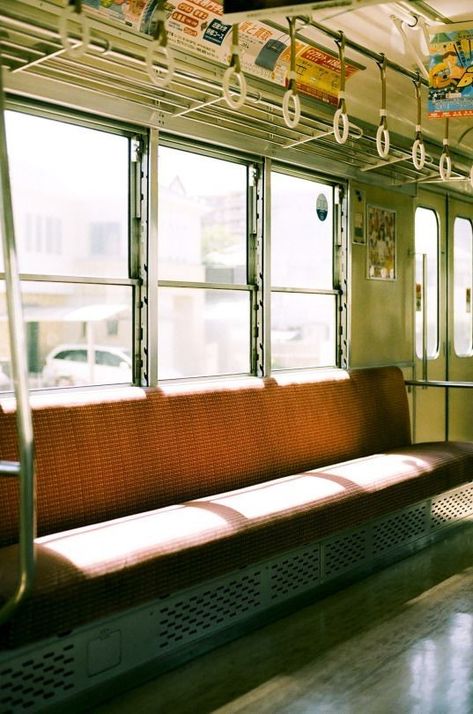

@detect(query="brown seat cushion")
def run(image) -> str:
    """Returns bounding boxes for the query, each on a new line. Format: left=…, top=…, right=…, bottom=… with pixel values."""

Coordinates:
left=2, top=440, right=472, bottom=649
left=0, top=367, right=411, bottom=547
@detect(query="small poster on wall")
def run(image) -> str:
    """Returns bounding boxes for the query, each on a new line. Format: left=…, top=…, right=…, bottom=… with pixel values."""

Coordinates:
left=367, top=205, right=396, bottom=280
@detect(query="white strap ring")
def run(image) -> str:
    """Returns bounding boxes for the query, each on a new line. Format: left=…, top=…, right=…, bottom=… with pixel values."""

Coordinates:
left=333, top=108, right=349, bottom=144
left=376, top=124, right=390, bottom=159
left=58, top=5, right=91, bottom=59
left=222, top=65, right=247, bottom=110
left=412, top=138, right=426, bottom=171
left=282, top=89, right=301, bottom=129
left=439, top=152, right=452, bottom=181
left=146, top=41, right=175, bottom=88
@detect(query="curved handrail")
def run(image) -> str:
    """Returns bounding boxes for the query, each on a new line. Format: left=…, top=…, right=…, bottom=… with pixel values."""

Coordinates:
left=0, top=55, right=36, bottom=626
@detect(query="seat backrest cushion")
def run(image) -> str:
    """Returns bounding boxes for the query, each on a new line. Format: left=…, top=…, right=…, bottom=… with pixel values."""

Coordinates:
left=0, top=366, right=411, bottom=545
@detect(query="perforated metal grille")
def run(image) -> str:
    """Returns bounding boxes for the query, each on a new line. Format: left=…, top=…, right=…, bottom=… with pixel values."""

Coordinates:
left=0, top=644, right=76, bottom=713
left=269, top=545, right=321, bottom=601
left=323, top=529, right=368, bottom=579
left=431, top=485, right=473, bottom=530
left=372, top=505, right=427, bottom=555
left=158, top=573, right=262, bottom=651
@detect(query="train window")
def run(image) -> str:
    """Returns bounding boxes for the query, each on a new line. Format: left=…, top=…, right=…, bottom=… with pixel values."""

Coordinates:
left=453, top=217, right=473, bottom=357
left=0, top=111, right=134, bottom=391
left=4, top=112, right=129, bottom=278
left=415, top=207, right=439, bottom=360
left=270, top=170, right=336, bottom=369
left=157, top=146, right=252, bottom=379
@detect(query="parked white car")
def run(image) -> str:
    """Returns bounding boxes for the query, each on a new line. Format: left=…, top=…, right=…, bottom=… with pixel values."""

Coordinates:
left=41, top=345, right=132, bottom=387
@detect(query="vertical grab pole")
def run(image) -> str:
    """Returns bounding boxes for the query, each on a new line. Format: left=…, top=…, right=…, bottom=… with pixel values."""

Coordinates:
left=0, top=57, right=36, bottom=625
left=422, top=253, right=428, bottom=383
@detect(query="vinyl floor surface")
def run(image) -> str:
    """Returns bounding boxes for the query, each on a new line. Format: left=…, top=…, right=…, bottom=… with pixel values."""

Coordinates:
left=92, top=523, right=473, bottom=714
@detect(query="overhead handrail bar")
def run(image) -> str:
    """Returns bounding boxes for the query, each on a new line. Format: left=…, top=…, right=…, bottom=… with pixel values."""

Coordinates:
left=439, top=118, right=452, bottom=181
left=376, top=55, right=390, bottom=159
left=333, top=32, right=349, bottom=144
left=282, top=17, right=301, bottom=129
left=299, top=16, right=429, bottom=86
left=146, top=0, right=175, bottom=88
left=411, top=73, right=426, bottom=170
left=58, top=0, right=91, bottom=59
left=222, top=24, right=247, bottom=110
left=0, top=55, right=36, bottom=626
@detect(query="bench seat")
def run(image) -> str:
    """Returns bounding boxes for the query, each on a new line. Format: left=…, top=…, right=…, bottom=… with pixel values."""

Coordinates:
left=2, top=439, right=472, bottom=649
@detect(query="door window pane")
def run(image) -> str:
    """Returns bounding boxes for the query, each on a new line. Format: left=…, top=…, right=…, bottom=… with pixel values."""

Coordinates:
left=158, top=147, right=247, bottom=284
left=271, top=293, right=336, bottom=369
left=158, top=288, right=250, bottom=379
left=415, top=208, right=439, bottom=359
left=271, top=171, right=333, bottom=289
left=3, top=112, right=129, bottom=278
left=454, top=217, right=473, bottom=357
left=0, top=282, right=132, bottom=390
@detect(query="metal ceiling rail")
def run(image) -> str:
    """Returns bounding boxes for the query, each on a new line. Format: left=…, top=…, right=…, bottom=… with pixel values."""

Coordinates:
left=1, top=1, right=472, bottom=195
left=295, top=15, right=429, bottom=85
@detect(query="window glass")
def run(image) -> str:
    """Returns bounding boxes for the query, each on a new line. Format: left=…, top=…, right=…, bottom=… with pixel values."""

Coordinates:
left=158, top=288, right=250, bottom=379
left=271, top=171, right=333, bottom=289
left=415, top=207, right=439, bottom=359
left=157, top=147, right=247, bottom=283
left=453, top=217, right=473, bottom=357
left=3, top=111, right=128, bottom=278
left=0, top=282, right=133, bottom=390
left=271, top=293, right=336, bottom=369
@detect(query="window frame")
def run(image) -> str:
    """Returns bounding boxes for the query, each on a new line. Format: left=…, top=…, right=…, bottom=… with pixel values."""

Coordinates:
left=414, top=205, right=440, bottom=361
left=0, top=101, right=147, bottom=390
left=268, top=162, right=343, bottom=372
left=155, top=137, right=263, bottom=380
left=453, top=215, right=473, bottom=358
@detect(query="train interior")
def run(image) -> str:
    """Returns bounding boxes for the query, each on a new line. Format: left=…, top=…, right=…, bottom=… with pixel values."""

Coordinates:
left=0, top=0, right=472, bottom=711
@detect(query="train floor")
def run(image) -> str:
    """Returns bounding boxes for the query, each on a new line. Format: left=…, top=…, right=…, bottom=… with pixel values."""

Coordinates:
left=92, top=523, right=473, bottom=714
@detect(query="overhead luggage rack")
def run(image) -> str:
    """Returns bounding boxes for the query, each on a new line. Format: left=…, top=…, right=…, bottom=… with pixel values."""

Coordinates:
left=0, top=0, right=472, bottom=193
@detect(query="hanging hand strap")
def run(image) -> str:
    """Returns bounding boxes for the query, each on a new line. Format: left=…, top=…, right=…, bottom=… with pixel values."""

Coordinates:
left=376, top=55, right=390, bottom=159
left=282, top=17, right=301, bottom=129
left=58, top=0, right=91, bottom=59
left=333, top=32, right=349, bottom=144
left=222, top=25, right=248, bottom=110
left=439, top=118, right=452, bottom=181
left=146, top=1, right=175, bottom=88
left=411, top=73, right=426, bottom=170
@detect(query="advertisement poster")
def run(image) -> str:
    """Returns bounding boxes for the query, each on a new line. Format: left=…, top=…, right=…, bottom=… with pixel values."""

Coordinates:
left=83, top=0, right=360, bottom=106
left=428, top=23, right=473, bottom=118
left=367, top=205, right=396, bottom=280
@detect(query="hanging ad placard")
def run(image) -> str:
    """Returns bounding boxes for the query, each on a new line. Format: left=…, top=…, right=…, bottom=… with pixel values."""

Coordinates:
left=428, top=23, right=473, bottom=118
left=83, top=0, right=360, bottom=106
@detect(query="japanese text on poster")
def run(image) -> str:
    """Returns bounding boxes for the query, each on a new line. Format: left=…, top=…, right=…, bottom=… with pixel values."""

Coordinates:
left=84, top=0, right=360, bottom=105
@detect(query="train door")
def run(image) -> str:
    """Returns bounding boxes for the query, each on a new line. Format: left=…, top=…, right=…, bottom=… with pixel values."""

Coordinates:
left=448, top=197, right=473, bottom=441
left=414, top=191, right=446, bottom=441
left=414, top=190, right=473, bottom=442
